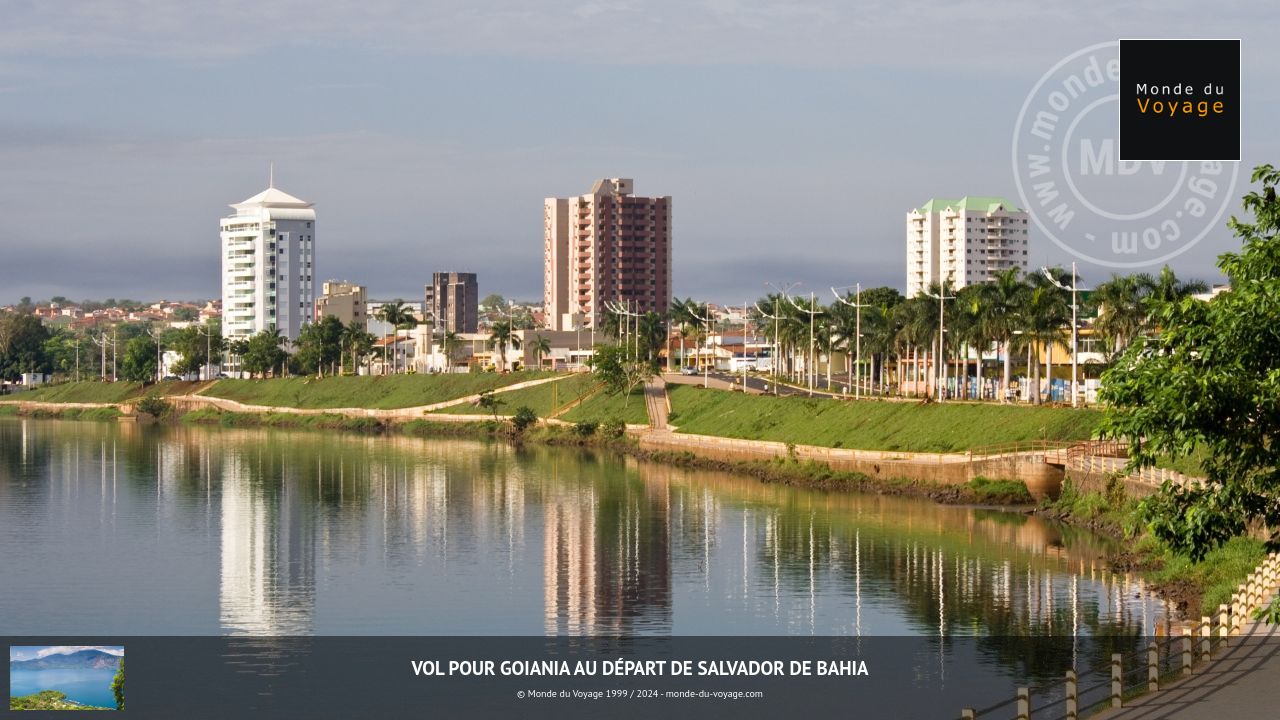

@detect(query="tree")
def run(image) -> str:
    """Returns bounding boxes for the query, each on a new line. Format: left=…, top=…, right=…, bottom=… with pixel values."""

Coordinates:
left=442, top=331, right=461, bottom=369
left=119, top=335, right=158, bottom=382
left=530, top=334, right=551, bottom=369
left=1100, top=164, right=1280, bottom=559
left=241, top=329, right=287, bottom=379
left=341, top=321, right=375, bottom=375
left=978, top=269, right=1028, bottom=401
left=295, top=316, right=345, bottom=376
left=165, top=322, right=224, bottom=378
left=488, top=320, right=520, bottom=372
left=476, top=389, right=505, bottom=421
left=0, top=313, right=51, bottom=380
left=590, top=343, right=652, bottom=403
left=1019, top=270, right=1069, bottom=404
left=375, top=300, right=414, bottom=374
left=111, top=657, right=125, bottom=710
left=1092, top=272, right=1155, bottom=359
left=511, top=405, right=538, bottom=433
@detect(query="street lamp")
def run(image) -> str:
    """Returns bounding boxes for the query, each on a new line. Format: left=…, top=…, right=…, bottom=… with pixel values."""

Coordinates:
left=832, top=284, right=869, bottom=399
left=145, top=327, right=164, bottom=384
left=685, top=303, right=713, bottom=389
left=787, top=292, right=823, bottom=397
left=924, top=287, right=954, bottom=402
left=1043, top=262, right=1084, bottom=407
left=195, top=323, right=217, bottom=380
left=759, top=281, right=800, bottom=396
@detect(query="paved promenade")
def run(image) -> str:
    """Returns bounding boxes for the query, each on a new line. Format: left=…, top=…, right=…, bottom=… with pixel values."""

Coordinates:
left=1096, top=623, right=1280, bottom=720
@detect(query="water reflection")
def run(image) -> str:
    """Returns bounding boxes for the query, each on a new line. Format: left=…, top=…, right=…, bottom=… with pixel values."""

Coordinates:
left=0, top=418, right=1168, bottom=649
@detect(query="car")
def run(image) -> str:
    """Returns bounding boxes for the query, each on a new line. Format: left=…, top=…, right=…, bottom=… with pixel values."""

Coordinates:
left=680, top=366, right=698, bottom=376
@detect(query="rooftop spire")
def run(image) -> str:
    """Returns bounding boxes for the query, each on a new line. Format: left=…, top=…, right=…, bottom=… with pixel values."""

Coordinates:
left=269, top=162, right=275, bottom=189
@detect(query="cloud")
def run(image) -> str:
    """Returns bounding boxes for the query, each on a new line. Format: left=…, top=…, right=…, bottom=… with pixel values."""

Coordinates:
left=1, top=1, right=1274, bottom=72
left=10, top=646, right=124, bottom=661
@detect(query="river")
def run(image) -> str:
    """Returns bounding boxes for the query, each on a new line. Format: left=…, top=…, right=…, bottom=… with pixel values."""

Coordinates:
left=0, top=417, right=1166, bottom=640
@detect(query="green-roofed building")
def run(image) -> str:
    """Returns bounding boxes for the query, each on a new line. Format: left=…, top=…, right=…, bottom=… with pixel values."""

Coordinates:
left=906, top=195, right=1029, bottom=297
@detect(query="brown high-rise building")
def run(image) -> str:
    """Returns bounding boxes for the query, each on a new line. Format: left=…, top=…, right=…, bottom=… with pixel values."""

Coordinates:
left=424, top=272, right=478, bottom=333
left=543, top=178, right=671, bottom=331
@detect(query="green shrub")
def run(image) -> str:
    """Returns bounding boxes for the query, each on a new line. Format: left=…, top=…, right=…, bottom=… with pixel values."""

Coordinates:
left=967, top=476, right=1033, bottom=503
left=573, top=420, right=598, bottom=437
left=511, top=406, right=538, bottom=433
left=600, top=418, right=627, bottom=439
left=136, top=395, right=171, bottom=418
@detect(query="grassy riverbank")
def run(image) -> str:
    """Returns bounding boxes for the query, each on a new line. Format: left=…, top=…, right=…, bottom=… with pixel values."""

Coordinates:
left=1040, top=478, right=1268, bottom=616
left=433, top=373, right=599, bottom=416
left=200, top=372, right=557, bottom=409
left=3, top=374, right=558, bottom=411
left=667, top=385, right=1102, bottom=452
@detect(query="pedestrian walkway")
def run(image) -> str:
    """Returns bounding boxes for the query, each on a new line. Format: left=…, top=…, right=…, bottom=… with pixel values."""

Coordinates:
left=1095, top=623, right=1280, bottom=720
left=643, top=377, right=669, bottom=430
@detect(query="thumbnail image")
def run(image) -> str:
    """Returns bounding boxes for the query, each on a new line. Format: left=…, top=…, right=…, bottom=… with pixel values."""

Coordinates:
left=9, top=646, right=124, bottom=711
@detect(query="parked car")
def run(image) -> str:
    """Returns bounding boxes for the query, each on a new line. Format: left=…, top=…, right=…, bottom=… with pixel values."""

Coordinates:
left=680, top=366, right=698, bottom=376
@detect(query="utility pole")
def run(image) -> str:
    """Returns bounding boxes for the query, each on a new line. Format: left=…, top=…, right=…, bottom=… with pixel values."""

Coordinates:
left=925, top=287, right=954, bottom=402
left=832, top=284, right=869, bottom=399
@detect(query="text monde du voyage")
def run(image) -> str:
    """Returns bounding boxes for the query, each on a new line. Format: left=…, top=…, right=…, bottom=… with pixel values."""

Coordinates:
left=1134, top=82, right=1228, bottom=118
left=411, top=659, right=869, bottom=677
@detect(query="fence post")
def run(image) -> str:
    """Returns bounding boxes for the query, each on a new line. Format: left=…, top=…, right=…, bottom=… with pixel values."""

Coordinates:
left=961, top=709, right=975, bottom=720
left=1065, top=669, right=1077, bottom=720
left=1111, top=653, right=1122, bottom=708
left=1148, top=641, right=1159, bottom=692
left=1017, top=686, right=1030, bottom=720
left=1200, top=617, right=1212, bottom=661
left=1182, top=629, right=1193, bottom=675
left=1219, top=604, right=1230, bottom=645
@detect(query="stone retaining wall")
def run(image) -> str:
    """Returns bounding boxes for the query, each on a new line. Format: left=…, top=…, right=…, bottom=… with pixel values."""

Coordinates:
left=636, top=431, right=1066, bottom=499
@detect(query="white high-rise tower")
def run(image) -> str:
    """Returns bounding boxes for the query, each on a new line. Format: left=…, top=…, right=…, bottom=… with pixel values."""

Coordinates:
left=220, top=175, right=316, bottom=343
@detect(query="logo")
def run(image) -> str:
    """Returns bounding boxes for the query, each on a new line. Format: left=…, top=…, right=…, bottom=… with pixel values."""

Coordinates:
left=1011, top=41, right=1238, bottom=268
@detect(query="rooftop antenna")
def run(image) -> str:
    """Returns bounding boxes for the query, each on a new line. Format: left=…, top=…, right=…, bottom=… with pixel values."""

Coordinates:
left=269, top=162, right=275, bottom=188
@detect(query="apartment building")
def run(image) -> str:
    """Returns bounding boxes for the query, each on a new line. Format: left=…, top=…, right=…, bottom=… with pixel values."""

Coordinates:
left=906, top=197, right=1028, bottom=297
left=220, top=182, right=316, bottom=341
left=424, top=272, right=478, bottom=333
left=315, top=281, right=367, bottom=327
left=544, top=178, right=672, bottom=331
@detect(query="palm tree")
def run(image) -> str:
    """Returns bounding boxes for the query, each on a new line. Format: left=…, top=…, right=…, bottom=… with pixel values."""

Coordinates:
left=954, top=284, right=988, bottom=400
left=489, top=320, right=520, bottom=372
left=531, top=334, right=551, bottom=370
left=442, top=331, right=460, bottom=370
left=376, top=300, right=412, bottom=374
left=637, top=312, right=666, bottom=364
left=1146, top=265, right=1209, bottom=313
left=978, top=268, right=1027, bottom=401
left=340, top=321, right=375, bottom=375
left=1019, top=273, right=1070, bottom=404
left=1091, top=272, right=1154, bottom=360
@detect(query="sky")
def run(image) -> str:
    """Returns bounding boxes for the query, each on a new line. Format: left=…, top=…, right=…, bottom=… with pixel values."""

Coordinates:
left=9, top=646, right=124, bottom=662
left=1, top=1, right=1277, bottom=305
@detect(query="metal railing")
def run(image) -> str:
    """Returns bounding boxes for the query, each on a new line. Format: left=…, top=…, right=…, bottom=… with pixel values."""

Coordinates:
left=955, top=551, right=1280, bottom=720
